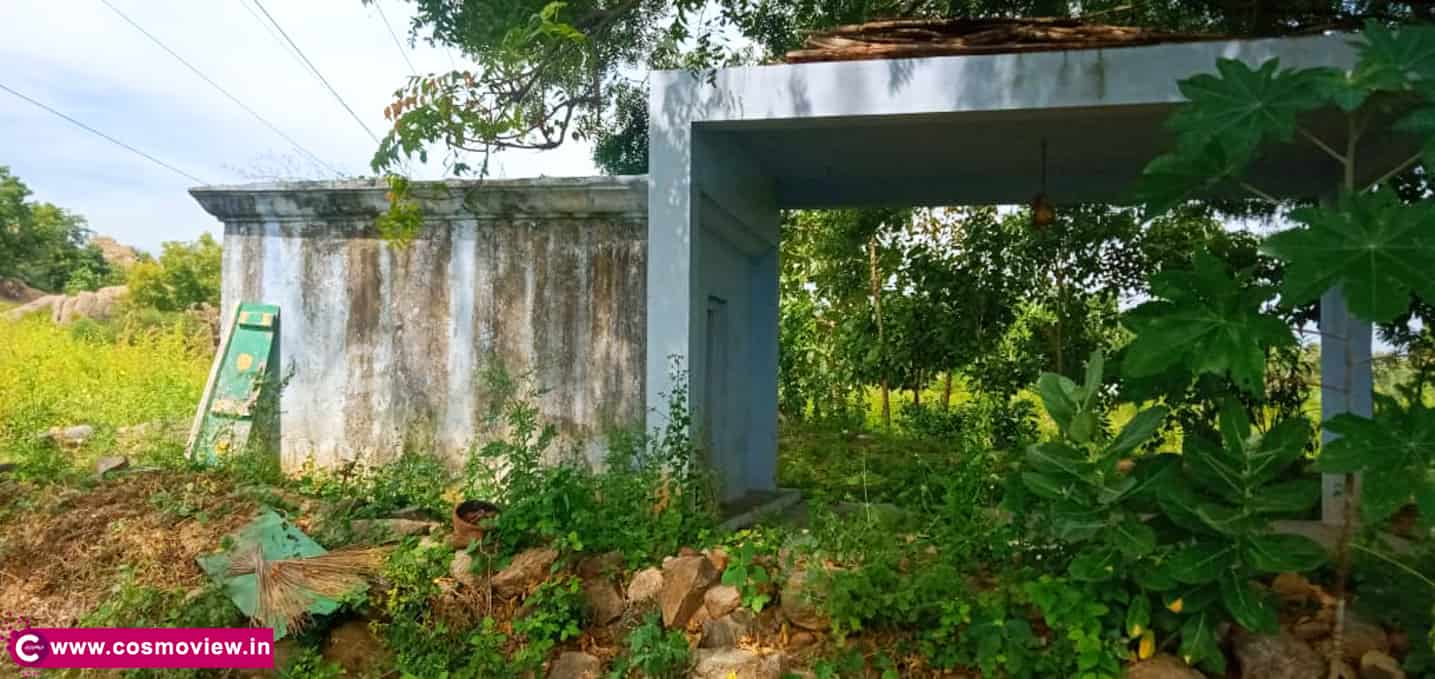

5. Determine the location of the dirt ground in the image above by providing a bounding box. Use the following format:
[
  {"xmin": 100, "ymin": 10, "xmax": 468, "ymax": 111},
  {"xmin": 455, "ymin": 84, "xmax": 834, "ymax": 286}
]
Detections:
[{"xmin": 0, "ymin": 471, "xmax": 258, "ymax": 626}]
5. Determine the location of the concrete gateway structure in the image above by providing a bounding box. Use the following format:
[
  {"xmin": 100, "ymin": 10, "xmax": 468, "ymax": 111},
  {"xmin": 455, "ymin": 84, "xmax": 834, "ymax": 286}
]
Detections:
[{"xmin": 196, "ymin": 31, "xmax": 1395, "ymax": 516}]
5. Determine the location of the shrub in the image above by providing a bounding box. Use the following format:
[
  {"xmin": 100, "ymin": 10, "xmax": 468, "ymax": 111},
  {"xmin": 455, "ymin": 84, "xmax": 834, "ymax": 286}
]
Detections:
[
  {"xmin": 126, "ymin": 233, "xmax": 221, "ymax": 312},
  {"xmin": 608, "ymin": 614, "xmax": 690, "ymax": 679}
]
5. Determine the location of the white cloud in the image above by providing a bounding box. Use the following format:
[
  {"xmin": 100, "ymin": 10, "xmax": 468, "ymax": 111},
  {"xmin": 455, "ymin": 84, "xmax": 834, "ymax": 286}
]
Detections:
[{"xmin": 0, "ymin": 0, "xmax": 598, "ymax": 253}]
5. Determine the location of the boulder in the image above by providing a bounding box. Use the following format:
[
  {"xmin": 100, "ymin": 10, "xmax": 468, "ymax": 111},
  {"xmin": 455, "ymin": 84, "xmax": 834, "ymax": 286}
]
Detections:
[
  {"xmin": 548, "ymin": 651, "xmax": 602, "ymax": 679},
  {"xmin": 701, "ymin": 609, "xmax": 756, "ymax": 649},
  {"xmin": 1341, "ymin": 613, "xmax": 1391, "ymax": 664},
  {"xmin": 493, "ymin": 547, "xmax": 559, "ymax": 598},
  {"xmin": 578, "ymin": 551, "xmax": 624, "ymax": 579},
  {"xmin": 788, "ymin": 630, "xmax": 817, "ymax": 649},
  {"xmin": 704, "ymin": 547, "xmax": 730, "ymax": 573},
  {"xmin": 322, "ymin": 620, "xmax": 392, "ymax": 676},
  {"xmin": 0, "ymin": 278, "xmax": 43, "ymax": 303},
  {"xmin": 91, "ymin": 236, "xmax": 140, "ymax": 270},
  {"xmin": 584, "ymin": 578, "xmax": 625, "ymax": 625},
  {"xmin": 627, "ymin": 567, "xmax": 663, "ymax": 605},
  {"xmin": 704, "ymin": 584, "xmax": 742, "ymax": 619},
  {"xmin": 659, "ymin": 555, "xmax": 718, "ymax": 629},
  {"xmin": 780, "ymin": 570, "xmax": 829, "ymax": 631},
  {"xmin": 692, "ymin": 648, "xmax": 785, "ymax": 679},
  {"xmin": 1126, "ymin": 654, "xmax": 1205, "ymax": 679},
  {"xmin": 1359, "ymin": 651, "xmax": 1406, "ymax": 679},
  {"xmin": 3, "ymin": 294, "xmax": 60, "ymax": 321},
  {"xmin": 1232, "ymin": 630, "xmax": 1325, "ymax": 679}
]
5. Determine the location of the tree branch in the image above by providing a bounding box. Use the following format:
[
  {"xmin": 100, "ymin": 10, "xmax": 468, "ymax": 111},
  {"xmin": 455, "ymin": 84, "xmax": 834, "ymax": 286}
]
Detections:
[
  {"xmin": 1299, "ymin": 126, "xmax": 1347, "ymax": 165},
  {"xmin": 1363, "ymin": 152, "xmax": 1424, "ymax": 192},
  {"xmin": 1238, "ymin": 181, "xmax": 1282, "ymax": 205}
]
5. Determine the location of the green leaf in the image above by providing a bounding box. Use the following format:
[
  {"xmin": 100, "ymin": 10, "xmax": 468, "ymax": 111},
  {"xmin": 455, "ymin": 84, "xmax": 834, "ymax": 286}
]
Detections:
[
  {"xmin": 1392, "ymin": 105, "xmax": 1435, "ymax": 167},
  {"xmin": 1243, "ymin": 534, "xmax": 1327, "ymax": 573},
  {"xmin": 1021, "ymin": 471, "xmax": 1071, "ymax": 501},
  {"xmin": 1262, "ymin": 190, "xmax": 1435, "ymax": 324},
  {"xmin": 1248, "ymin": 479, "xmax": 1321, "ymax": 515},
  {"xmin": 1362, "ymin": 465, "xmax": 1418, "ymax": 524},
  {"xmin": 1220, "ymin": 573, "xmax": 1279, "ymax": 634},
  {"xmin": 1195, "ymin": 503, "xmax": 1251, "ymax": 536},
  {"xmin": 1170, "ymin": 59, "xmax": 1330, "ymax": 164},
  {"xmin": 1108, "ymin": 406, "xmax": 1168, "ymax": 457},
  {"xmin": 1069, "ymin": 546, "xmax": 1118, "ymax": 582},
  {"xmin": 1025, "ymin": 442, "xmax": 1088, "ymax": 480},
  {"xmin": 1353, "ymin": 20, "xmax": 1435, "ymax": 92},
  {"xmin": 1178, "ymin": 611, "xmax": 1220, "ymax": 667},
  {"xmin": 1036, "ymin": 373, "xmax": 1079, "ymax": 432},
  {"xmin": 1082, "ymin": 350, "xmax": 1104, "ymax": 406},
  {"xmin": 1111, "ymin": 520, "xmax": 1157, "ymax": 557},
  {"xmin": 1165, "ymin": 542, "xmax": 1235, "ymax": 585},
  {"xmin": 1134, "ymin": 145, "xmax": 1245, "ymax": 216},
  {"xmin": 1309, "ymin": 67, "xmax": 1369, "ymax": 111},
  {"xmin": 1070, "ymin": 411, "xmax": 1099, "ymax": 445},
  {"xmin": 1123, "ymin": 251, "xmax": 1293, "ymax": 393},
  {"xmin": 1126, "ymin": 593, "xmax": 1151, "ymax": 637}
]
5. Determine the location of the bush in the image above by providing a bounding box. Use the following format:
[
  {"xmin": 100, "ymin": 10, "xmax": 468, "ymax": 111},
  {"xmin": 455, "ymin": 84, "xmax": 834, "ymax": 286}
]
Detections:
[{"xmin": 126, "ymin": 233, "xmax": 221, "ymax": 312}]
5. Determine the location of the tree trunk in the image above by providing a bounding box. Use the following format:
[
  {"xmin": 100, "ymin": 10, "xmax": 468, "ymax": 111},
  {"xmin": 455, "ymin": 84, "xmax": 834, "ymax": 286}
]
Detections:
[
  {"xmin": 868, "ymin": 238, "xmax": 890, "ymax": 429},
  {"xmin": 942, "ymin": 371, "xmax": 953, "ymax": 410}
]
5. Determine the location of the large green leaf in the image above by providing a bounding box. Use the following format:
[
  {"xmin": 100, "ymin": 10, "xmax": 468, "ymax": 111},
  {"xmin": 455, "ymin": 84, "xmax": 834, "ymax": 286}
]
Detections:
[
  {"xmin": 1262, "ymin": 190, "xmax": 1435, "ymax": 324},
  {"xmin": 1220, "ymin": 573, "xmax": 1279, "ymax": 634},
  {"xmin": 1247, "ymin": 479, "xmax": 1321, "ymax": 515},
  {"xmin": 1317, "ymin": 399, "xmax": 1435, "ymax": 523},
  {"xmin": 1243, "ymin": 534, "xmax": 1327, "ymax": 573},
  {"xmin": 1111, "ymin": 519, "xmax": 1157, "ymax": 557},
  {"xmin": 1164, "ymin": 542, "xmax": 1235, "ymax": 585},
  {"xmin": 1108, "ymin": 406, "xmax": 1168, "ymax": 457},
  {"xmin": 1352, "ymin": 20, "xmax": 1435, "ymax": 92},
  {"xmin": 1169, "ymin": 59, "xmax": 1331, "ymax": 169},
  {"xmin": 1134, "ymin": 144, "xmax": 1247, "ymax": 215},
  {"xmin": 1069, "ymin": 546, "xmax": 1119, "ymax": 582},
  {"xmin": 1178, "ymin": 611, "xmax": 1221, "ymax": 669},
  {"xmin": 1123, "ymin": 252, "xmax": 1293, "ymax": 393},
  {"xmin": 1036, "ymin": 372, "xmax": 1079, "ymax": 433}
]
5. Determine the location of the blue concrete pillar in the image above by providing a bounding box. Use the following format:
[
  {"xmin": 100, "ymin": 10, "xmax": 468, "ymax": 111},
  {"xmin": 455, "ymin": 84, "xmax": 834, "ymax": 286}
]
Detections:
[{"xmin": 1319, "ymin": 286, "xmax": 1372, "ymax": 525}]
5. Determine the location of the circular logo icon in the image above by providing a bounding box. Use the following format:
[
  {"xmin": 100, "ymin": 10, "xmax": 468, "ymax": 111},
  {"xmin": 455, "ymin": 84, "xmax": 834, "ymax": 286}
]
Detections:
[{"xmin": 9, "ymin": 630, "xmax": 47, "ymax": 666}]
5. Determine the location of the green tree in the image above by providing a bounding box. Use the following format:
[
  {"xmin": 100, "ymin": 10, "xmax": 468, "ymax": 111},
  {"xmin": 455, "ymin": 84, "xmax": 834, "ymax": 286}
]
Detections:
[
  {"xmin": 126, "ymin": 234, "xmax": 222, "ymax": 312},
  {"xmin": 0, "ymin": 166, "xmax": 117, "ymax": 293}
]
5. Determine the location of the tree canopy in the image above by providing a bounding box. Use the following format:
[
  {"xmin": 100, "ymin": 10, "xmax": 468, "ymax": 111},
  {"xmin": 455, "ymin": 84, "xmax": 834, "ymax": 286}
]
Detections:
[
  {"xmin": 371, "ymin": 0, "xmax": 1435, "ymax": 175},
  {"xmin": 0, "ymin": 166, "xmax": 116, "ymax": 294}
]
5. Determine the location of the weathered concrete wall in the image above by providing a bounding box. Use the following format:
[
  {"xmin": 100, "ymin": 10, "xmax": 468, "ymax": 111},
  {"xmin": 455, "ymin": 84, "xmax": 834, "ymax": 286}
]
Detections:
[{"xmin": 191, "ymin": 176, "xmax": 647, "ymax": 469}]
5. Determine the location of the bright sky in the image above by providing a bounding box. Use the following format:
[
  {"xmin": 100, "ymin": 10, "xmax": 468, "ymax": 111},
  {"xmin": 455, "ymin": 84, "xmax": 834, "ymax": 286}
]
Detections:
[{"xmin": 0, "ymin": 0, "xmax": 598, "ymax": 254}]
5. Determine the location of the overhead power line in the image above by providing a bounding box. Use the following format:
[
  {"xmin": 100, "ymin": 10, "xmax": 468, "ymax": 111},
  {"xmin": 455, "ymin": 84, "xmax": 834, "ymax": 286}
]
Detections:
[
  {"xmin": 374, "ymin": 0, "xmax": 418, "ymax": 76},
  {"xmin": 0, "ymin": 81, "xmax": 207, "ymax": 184},
  {"xmin": 249, "ymin": 0, "xmax": 382, "ymax": 144},
  {"xmin": 97, "ymin": 0, "xmax": 345, "ymax": 178}
]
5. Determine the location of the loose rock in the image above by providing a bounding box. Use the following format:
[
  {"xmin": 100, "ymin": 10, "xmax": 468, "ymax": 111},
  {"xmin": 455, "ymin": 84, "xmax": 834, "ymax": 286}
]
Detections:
[
  {"xmin": 1126, "ymin": 654, "xmax": 1204, "ymax": 679},
  {"xmin": 780, "ymin": 570, "xmax": 830, "ymax": 631},
  {"xmin": 692, "ymin": 648, "xmax": 785, "ymax": 679},
  {"xmin": 1341, "ymin": 614, "xmax": 1391, "ymax": 664},
  {"xmin": 578, "ymin": 551, "xmax": 624, "ymax": 579},
  {"xmin": 95, "ymin": 456, "xmax": 129, "ymax": 477},
  {"xmin": 1233, "ymin": 630, "xmax": 1325, "ymax": 679},
  {"xmin": 628, "ymin": 567, "xmax": 664, "ymax": 605},
  {"xmin": 584, "ymin": 579, "xmax": 625, "ymax": 625},
  {"xmin": 493, "ymin": 547, "xmax": 559, "ymax": 598},
  {"xmin": 350, "ymin": 518, "xmax": 440, "ymax": 541},
  {"xmin": 705, "ymin": 584, "xmax": 742, "ymax": 618},
  {"xmin": 659, "ymin": 555, "xmax": 717, "ymax": 629},
  {"xmin": 704, "ymin": 546, "xmax": 730, "ymax": 573},
  {"xmin": 701, "ymin": 609, "xmax": 756, "ymax": 649},
  {"xmin": 548, "ymin": 651, "xmax": 602, "ymax": 679}
]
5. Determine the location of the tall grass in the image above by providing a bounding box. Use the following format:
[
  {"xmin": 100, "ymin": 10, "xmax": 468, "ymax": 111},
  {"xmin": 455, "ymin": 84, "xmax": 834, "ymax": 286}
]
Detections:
[{"xmin": 0, "ymin": 313, "xmax": 210, "ymax": 475}]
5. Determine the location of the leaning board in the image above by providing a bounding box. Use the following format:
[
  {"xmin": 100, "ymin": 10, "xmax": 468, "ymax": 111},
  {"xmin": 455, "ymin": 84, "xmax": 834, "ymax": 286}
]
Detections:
[{"xmin": 186, "ymin": 303, "xmax": 280, "ymax": 465}]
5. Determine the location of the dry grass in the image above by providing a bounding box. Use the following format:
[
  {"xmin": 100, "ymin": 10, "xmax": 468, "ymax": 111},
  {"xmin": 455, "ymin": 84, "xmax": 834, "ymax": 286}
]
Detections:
[
  {"xmin": 0, "ymin": 470, "xmax": 257, "ymax": 626},
  {"xmin": 230, "ymin": 547, "xmax": 390, "ymax": 632}
]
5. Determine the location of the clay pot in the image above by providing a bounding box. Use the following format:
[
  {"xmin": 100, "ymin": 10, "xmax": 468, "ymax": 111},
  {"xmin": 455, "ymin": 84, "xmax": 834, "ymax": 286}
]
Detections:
[{"xmin": 451, "ymin": 500, "xmax": 499, "ymax": 549}]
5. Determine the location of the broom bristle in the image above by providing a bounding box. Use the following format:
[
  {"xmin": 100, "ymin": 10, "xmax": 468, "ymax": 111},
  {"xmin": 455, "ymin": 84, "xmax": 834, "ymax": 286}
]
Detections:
[{"xmin": 235, "ymin": 546, "xmax": 392, "ymax": 631}]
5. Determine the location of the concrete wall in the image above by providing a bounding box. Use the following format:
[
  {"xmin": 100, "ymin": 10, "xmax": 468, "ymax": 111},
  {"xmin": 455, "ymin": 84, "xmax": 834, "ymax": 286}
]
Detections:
[{"xmin": 191, "ymin": 176, "xmax": 647, "ymax": 469}]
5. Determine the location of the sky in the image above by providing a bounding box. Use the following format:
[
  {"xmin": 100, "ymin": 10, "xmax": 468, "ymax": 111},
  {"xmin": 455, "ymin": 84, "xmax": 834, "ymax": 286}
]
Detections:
[{"xmin": 0, "ymin": 0, "xmax": 599, "ymax": 254}]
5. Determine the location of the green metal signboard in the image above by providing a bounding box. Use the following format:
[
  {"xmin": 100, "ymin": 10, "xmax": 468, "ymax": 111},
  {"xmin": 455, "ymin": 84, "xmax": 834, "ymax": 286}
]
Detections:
[{"xmin": 187, "ymin": 303, "xmax": 280, "ymax": 465}]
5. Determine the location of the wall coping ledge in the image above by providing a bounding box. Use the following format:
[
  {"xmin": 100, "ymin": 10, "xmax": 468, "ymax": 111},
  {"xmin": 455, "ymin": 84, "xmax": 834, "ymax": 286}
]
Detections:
[{"xmin": 191, "ymin": 175, "xmax": 648, "ymax": 222}]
